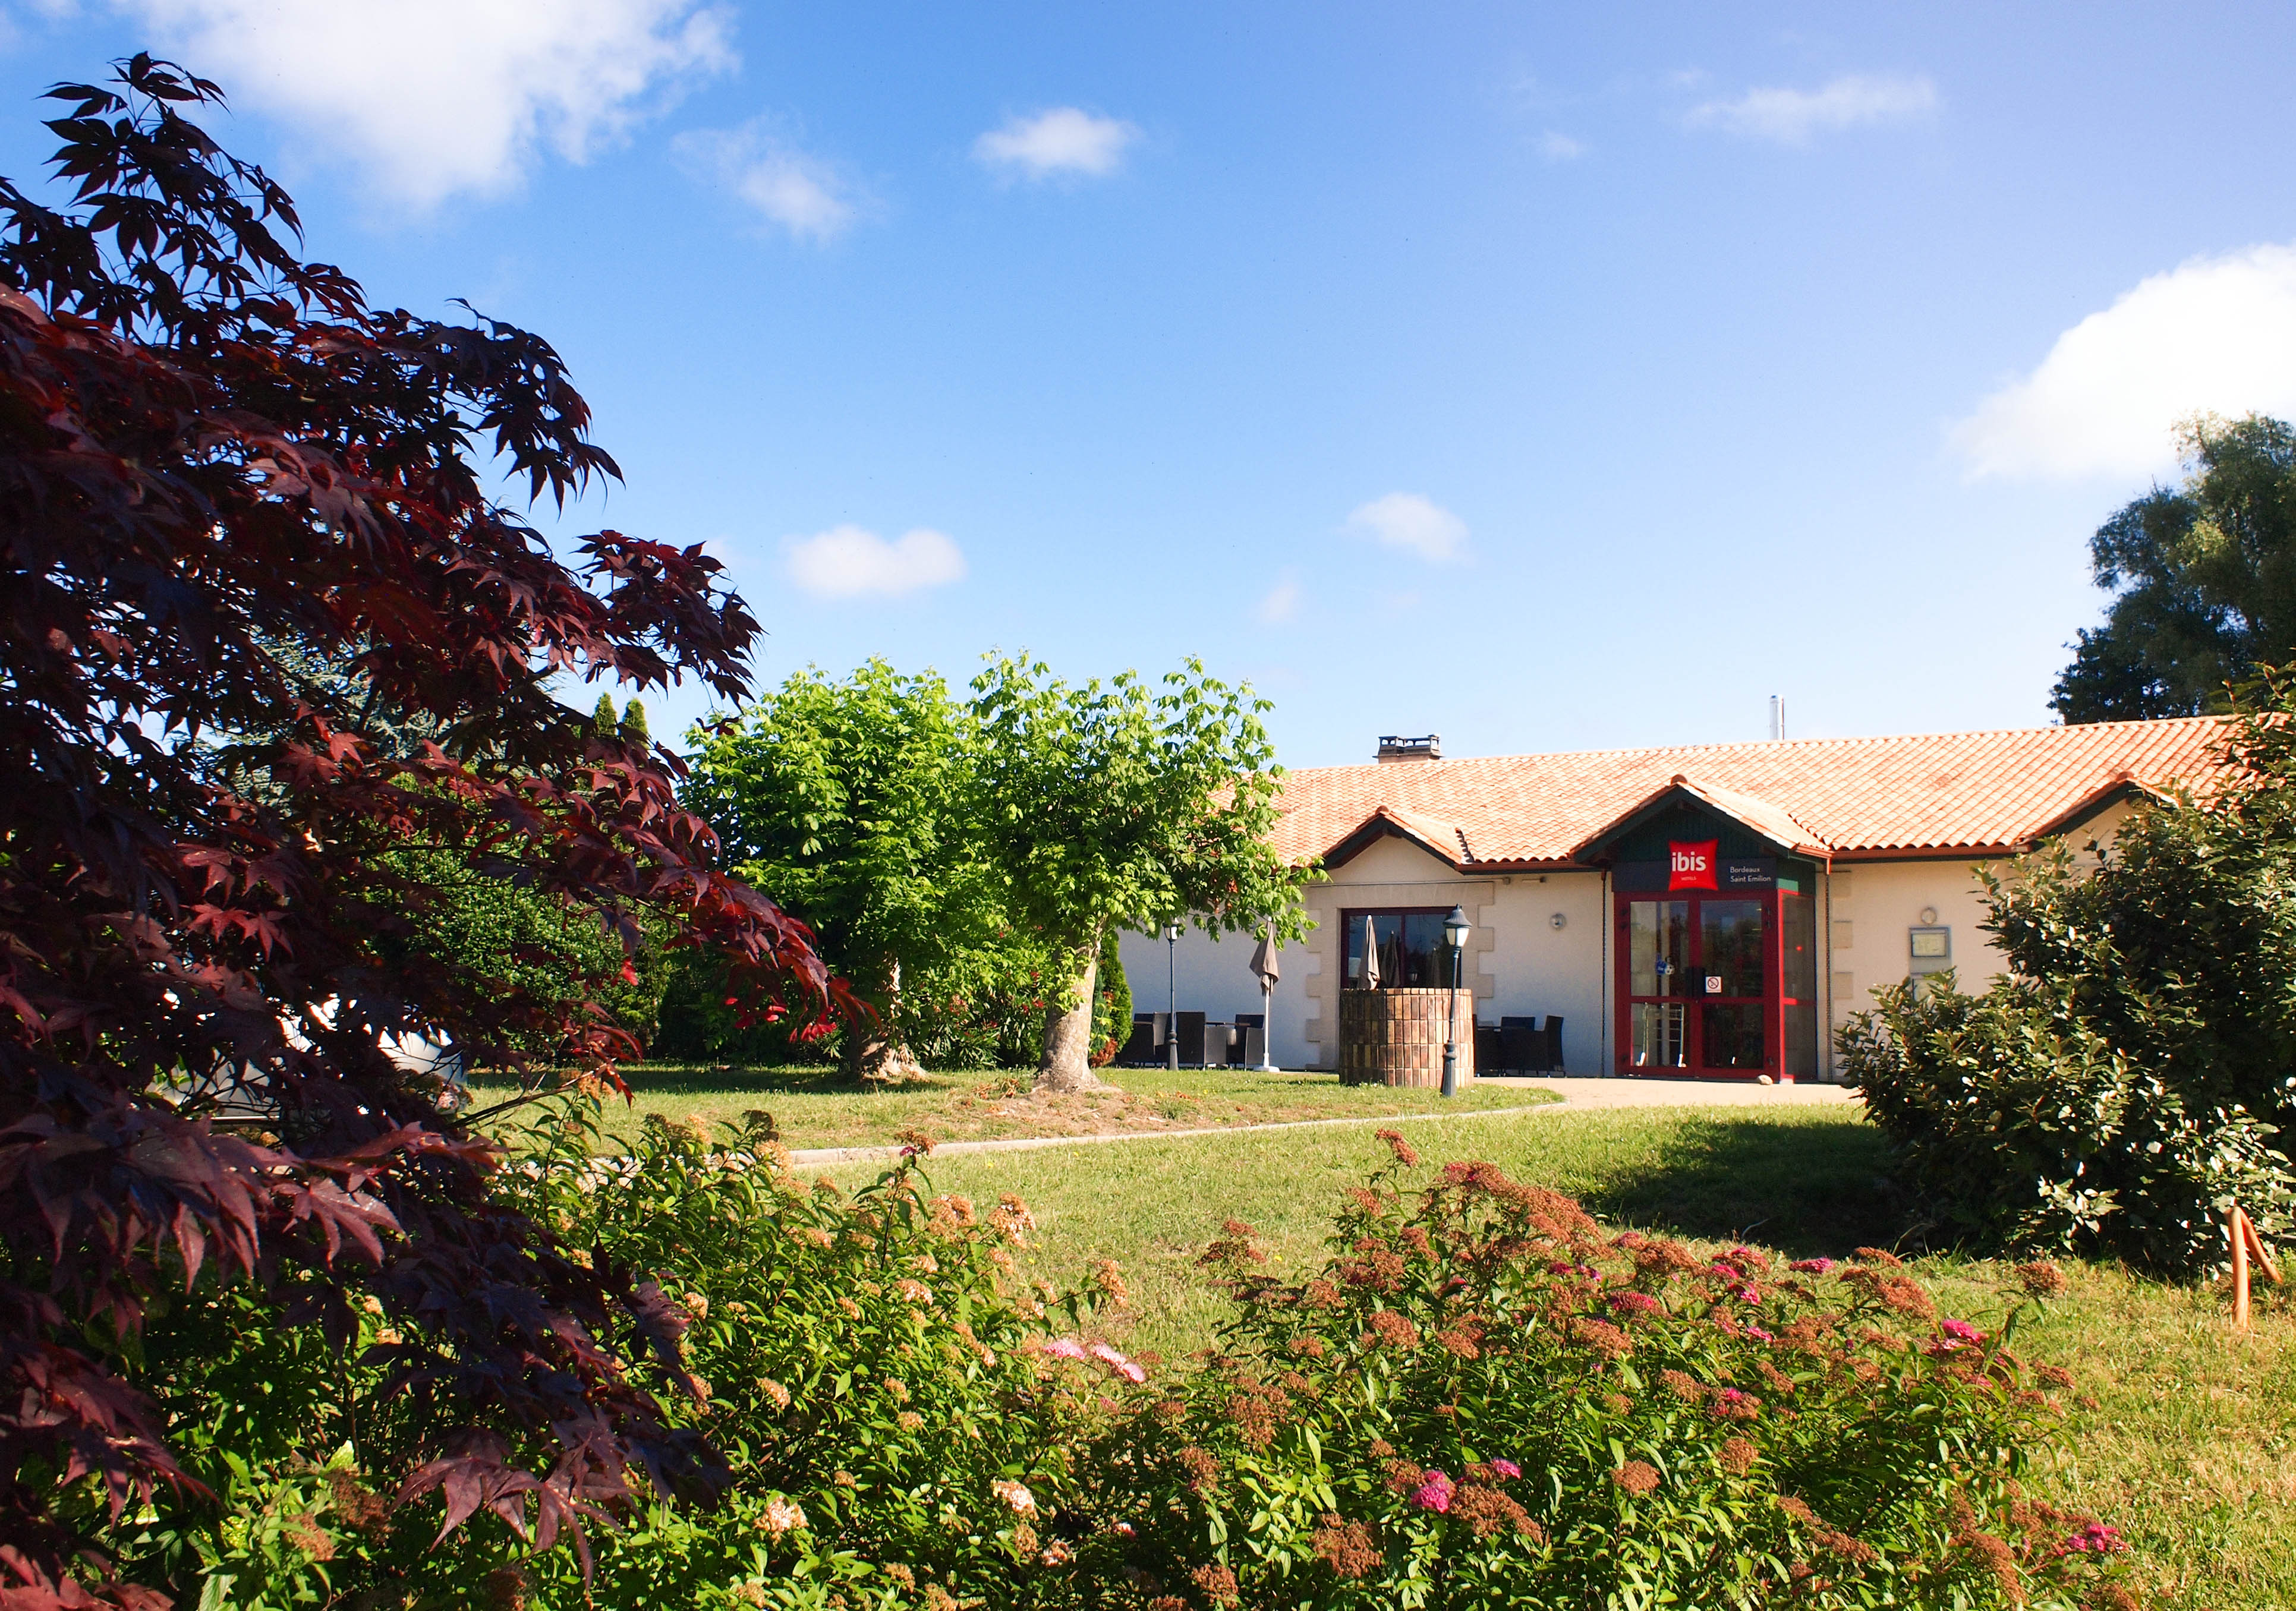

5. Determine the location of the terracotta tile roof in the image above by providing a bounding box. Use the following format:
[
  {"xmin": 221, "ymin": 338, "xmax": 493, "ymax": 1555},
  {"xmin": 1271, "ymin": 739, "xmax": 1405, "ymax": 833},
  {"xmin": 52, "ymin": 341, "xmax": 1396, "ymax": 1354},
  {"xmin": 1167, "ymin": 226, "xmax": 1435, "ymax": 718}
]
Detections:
[{"xmin": 1275, "ymin": 716, "xmax": 2234, "ymax": 869}]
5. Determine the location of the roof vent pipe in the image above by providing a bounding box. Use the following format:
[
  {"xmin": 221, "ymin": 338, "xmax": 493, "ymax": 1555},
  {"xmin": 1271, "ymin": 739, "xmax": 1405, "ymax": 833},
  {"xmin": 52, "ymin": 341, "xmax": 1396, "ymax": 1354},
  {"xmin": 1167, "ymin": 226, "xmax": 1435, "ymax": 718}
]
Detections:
[
  {"xmin": 1768, "ymin": 696, "xmax": 1786, "ymax": 742},
  {"xmin": 1377, "ymin": 734, "xmax": 1442, "ymax": 763}
]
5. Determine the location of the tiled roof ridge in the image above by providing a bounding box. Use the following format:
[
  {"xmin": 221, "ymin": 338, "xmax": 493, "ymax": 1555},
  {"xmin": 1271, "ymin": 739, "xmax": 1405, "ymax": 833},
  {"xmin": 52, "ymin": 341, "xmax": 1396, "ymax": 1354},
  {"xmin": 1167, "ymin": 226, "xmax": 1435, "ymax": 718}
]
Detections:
[
  {"xmin": 1667, "ymin": 774, "xmax": 1832, "ymax": 855},
  {"xmin": 1283, "ymin": 713, "xmax": 2231, "ymax": 781}
]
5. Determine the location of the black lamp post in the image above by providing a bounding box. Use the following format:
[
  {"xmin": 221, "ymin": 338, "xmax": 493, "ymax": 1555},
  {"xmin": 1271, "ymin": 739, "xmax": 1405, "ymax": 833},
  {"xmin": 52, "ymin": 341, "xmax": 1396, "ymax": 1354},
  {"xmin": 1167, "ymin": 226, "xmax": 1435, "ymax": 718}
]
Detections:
[
  {"xmin": 1163, "ymin": 920, "xmax": 1182, "ymax": 1071},
  {"xmin": 1441, "ymin": 903, "xmax": 1470, "ymax": 1098}
]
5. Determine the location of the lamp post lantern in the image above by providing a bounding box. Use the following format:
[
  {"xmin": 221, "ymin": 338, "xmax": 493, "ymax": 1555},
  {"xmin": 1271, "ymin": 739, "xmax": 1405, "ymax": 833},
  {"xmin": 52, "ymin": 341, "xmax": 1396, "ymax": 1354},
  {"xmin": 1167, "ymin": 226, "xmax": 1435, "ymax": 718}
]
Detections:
[
  {"xmin": 1441, "ymin": 903, "xmax": 1470, "ymax": 1098},
  {"xmin": 1163, "ymin": 920, "xmax": 1182, "ymax": 1072}
]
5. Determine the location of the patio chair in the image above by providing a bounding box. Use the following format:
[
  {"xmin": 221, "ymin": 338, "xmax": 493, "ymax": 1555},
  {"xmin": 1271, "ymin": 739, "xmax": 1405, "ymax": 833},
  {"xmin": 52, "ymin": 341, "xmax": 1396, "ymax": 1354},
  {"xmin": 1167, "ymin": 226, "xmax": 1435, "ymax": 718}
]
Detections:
[
  {"xmin": 1176, "ymin": 1011, "xmax": 1208, "ymax": 1067},
  {"xmin": 1500, "ymin": 1016, "xmax": 1545, "ymax": 1073},
  {"xmin": 1122, "ymin": 1015, "xmax": 1159, "ymax": 1065}
]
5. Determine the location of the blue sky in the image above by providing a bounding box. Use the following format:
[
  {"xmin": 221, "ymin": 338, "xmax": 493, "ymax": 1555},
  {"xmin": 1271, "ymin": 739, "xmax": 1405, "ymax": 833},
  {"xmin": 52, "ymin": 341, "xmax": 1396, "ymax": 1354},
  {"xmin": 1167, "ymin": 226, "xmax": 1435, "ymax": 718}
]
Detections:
[{"xmin": 7, "ymin": 3, "xmax": 2296, "ymax": 767}]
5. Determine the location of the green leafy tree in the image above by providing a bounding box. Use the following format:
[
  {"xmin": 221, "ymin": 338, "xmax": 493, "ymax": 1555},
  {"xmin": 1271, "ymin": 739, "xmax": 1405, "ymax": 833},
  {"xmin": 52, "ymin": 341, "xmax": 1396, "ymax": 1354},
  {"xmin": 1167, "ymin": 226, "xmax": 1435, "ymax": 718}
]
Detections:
[
  {"xmin": 969, "ymin": 654, "xmax": 1316, "ymax": 1092},
  {"xmin": 684, "ymin": 660, "xmax": 1015, "ymax": 1079},
  {"xmin": 2053, "ymin": 413, "xmax": 2296, "ymax": 721},
  {"xmin": 619, "ymin": 695, "xmax": 650, "ymax": 747}
]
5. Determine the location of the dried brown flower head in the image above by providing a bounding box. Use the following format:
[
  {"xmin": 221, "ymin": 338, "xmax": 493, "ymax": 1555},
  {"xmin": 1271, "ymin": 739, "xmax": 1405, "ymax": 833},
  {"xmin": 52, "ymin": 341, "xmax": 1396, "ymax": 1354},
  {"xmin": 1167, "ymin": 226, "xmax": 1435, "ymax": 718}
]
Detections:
[
  {"xmin": 1610, "ymin": 1460, "xmax": 1661, "ymax": 1496},
  {"xmin": 2013, "ymin": 1261, "xmax": 2068, "ymax": 1298},
  {"xmin": 1365, "ymin": 1310, "xmax": 1422, "ymax": 1351},
  {"xmin": 1311, "ymin": 1515, "xmax": 1382, "ymax": 1579},
  {"xmin": 1189, "ymin": 1563, "xmax": 1242, "ymax": 1606},
  {"xmin": 1453, "ymin": 1483, "xmax": 1539, "ymax": 1540}
]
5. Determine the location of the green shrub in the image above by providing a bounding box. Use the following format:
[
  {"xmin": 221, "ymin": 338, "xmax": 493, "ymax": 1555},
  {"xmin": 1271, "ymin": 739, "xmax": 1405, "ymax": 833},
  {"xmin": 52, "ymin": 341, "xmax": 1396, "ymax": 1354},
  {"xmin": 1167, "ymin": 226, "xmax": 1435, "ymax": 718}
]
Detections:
[
  {"xmin": 501, "ymin": 1110, "xmax": 1130, "ymax": 1607},
  {"xmin": 1104, "ymin": 1134, "xmax": 2129, "ymax": 1610},
  {"xmin": 84, "ymin": 1104, "xmax": 1135, "ymax": 1609},
  {"xmin": 1091, "ymin": 929, "xmax": 1132, "ymax": 1067},
  {"xmin": 1841, "ymin": 969, "xmax": 2291, "ymax": 1271}
]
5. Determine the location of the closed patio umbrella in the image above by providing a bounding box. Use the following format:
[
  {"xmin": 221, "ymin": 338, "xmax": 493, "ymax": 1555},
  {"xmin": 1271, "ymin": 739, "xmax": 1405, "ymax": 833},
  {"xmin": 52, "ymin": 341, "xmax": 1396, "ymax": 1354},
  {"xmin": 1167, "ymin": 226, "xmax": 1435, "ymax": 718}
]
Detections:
[
  {"xmin": 1248, "ymin": 929, "xmax": 1280, "ymax": 1070},
  {"xmin": 1360, "ymin": 915, "xmax": 1381, "ymax": 989}
]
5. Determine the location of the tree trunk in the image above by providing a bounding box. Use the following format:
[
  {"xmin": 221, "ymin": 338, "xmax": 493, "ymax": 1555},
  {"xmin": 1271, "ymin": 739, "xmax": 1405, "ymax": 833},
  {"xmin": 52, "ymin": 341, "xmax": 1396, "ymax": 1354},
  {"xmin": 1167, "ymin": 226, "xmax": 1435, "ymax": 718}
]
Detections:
[
  {"xmin": 840, "ymin": 956, "xmax": 928, "ymax": 1086},
  {"xmin": 1035, "ymin": 942, "xmax": 1102, "ymax": 1093}
]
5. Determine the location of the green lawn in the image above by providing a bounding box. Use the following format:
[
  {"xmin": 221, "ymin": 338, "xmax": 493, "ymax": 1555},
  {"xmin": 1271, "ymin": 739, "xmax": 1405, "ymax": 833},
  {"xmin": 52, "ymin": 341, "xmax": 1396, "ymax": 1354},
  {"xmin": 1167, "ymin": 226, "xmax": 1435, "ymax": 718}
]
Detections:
[
  {"xmin": 472, "ymin": 1061, "xmax": 1556, "ymax": 1152},
  {"xmin": 824, "ymin": 1104, "xmax": 2296, "ymax": 1611}
]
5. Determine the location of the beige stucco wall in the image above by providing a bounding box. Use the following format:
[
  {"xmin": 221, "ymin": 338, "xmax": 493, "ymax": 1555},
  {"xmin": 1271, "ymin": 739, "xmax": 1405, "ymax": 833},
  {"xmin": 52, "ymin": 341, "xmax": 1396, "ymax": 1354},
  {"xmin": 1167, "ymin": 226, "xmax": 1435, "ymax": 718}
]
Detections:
[
  {"xmin": 1817, "ymin": 799, "xmax": 2132, "ymax": 1073},
  {"xmin": 1821, "ymin": 860, "xmax": 2001, "ymax": 1057}
]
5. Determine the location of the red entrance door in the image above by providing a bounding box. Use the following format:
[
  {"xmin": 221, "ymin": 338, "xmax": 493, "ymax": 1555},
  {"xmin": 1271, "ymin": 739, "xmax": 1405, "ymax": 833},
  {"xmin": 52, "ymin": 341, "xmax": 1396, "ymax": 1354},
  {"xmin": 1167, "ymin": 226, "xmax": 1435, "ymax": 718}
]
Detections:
[{"xmin": 1615, "ymin": 891, "xmax": 1780, "ymax": 1077}]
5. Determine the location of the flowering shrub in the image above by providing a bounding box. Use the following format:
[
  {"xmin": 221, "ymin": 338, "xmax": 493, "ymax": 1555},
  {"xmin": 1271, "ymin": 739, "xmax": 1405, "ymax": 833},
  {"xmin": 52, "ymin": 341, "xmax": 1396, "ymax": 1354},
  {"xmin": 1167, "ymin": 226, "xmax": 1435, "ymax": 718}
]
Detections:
[
  {"xmin": 74, "ymin": 1105, "xmax": 1143, "ymax": 1609},
  {"xmin": 493, "ymin": 1108, "xmax": 1140, "ymax": 1607},
  {"xmin": 1104, "ymin": 1134, "xmax": 2137, "ymax": 1610}
]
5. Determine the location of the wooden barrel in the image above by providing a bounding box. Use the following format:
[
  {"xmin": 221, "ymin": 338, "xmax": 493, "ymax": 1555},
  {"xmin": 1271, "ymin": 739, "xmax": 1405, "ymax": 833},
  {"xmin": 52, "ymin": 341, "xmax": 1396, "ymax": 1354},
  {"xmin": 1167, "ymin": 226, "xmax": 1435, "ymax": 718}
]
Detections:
[{"xmin": 1337, "ymin": 988, "xmax": 1476, "ymax": 1087}]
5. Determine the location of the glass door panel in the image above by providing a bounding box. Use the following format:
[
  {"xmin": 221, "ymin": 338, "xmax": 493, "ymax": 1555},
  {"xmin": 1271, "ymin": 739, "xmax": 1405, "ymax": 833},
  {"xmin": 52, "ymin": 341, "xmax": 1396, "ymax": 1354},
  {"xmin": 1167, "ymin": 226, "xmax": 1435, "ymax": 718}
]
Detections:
[
  {"xmin": 1631, "ymin": 1002, "xmax": 1687, "ymax": 1068},
  {"xmin": 1628, "ymin": 900, "xmax": 1692, "ymax": 997},
  {"xmin": 1699, "ymin": 1004, "xmax": 1765, "ymax": 1068},
  {"xmin": 1700, "ymin": 900, "xmax": 1765, "ymax": 997},
  {"xmin": 1781, "ymin": 890, "xmax": 1818, "ymax": 1079}
]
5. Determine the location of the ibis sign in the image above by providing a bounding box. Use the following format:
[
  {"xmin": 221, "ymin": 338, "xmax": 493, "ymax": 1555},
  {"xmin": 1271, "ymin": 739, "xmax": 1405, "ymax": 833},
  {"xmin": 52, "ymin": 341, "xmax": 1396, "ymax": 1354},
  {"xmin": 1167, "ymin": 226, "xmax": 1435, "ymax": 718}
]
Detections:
[{"xmin": 1668, "ymin": 840, "xmax": 1719, "ymax": 891}]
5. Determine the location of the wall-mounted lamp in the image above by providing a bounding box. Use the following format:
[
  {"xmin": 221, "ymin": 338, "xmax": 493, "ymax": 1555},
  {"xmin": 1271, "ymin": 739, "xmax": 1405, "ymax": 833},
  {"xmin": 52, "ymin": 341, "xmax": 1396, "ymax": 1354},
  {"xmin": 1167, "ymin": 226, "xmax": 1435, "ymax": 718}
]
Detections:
[
  {"xmin": 1549, "ymin": 912, "xmax": 1567, "ymax": 931},
  {"xmin": 1918, "ymin": 906, "xmax": 1938, "ymax": 925}
]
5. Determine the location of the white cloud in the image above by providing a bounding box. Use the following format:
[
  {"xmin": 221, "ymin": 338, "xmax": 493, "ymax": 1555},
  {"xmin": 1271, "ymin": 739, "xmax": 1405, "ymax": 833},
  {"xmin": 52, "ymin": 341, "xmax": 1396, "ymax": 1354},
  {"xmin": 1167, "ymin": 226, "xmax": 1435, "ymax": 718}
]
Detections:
[
  {"xmin": 783, "ymin": 525, "xmax": 966, "ymax": 599},
  {"xmin": 1687, "ymin": 72, "xmax": 1936, "ymax": 144},
  {"xmin": 973, "ymin": 107, "xmax": 1139, "ymax": 179},
  {"xmin": 1536, "ymin": 131, "xmax": 1587, "ymax": 162},
  {"xmin": 673, "ymin": 122, "xmax": 861, "ymax": 242},
  {"xmin": 1347, "ymin": 493, "xmax": 1467, "ymax": 563},
  {"xmin": 1949, "ymin": 243, "xmax": 2296, "ymax": 481},
  {"xmin": 1255, "ymin": 571, "xmax": 1301, "ymax": 624},
  {"xmin": 122, "ymin": 0, "xmax": 735, "ymax": 206}
]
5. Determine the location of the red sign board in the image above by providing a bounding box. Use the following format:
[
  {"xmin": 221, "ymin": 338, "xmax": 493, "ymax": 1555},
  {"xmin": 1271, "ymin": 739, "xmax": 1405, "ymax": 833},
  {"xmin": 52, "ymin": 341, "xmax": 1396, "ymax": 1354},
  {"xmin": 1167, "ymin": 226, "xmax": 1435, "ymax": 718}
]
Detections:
[{"xmin": 1668, "ymin": 840, "xmax": 1718, "ymax": 890}]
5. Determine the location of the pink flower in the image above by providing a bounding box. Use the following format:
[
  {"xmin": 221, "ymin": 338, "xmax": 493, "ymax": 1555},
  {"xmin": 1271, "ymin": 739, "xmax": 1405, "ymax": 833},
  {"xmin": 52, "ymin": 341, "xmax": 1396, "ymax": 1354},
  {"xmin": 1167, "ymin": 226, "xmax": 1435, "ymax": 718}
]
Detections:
[
  {"xmin": 1606, "ymin": 1291, "xmax": 1662, "ymax": 1318},
  {"xmin": 1412, "ymin": 1471, "xmax": 1454, "ymax": 1512},
  {"xmin": 1929, "ymin": 1318, "xmax": 1985, "ymax": 1355},
  {"xmin": 1084, "ymin": 1340, "xmax": 1148, "ymax": 1383},
  {"xmin": 1788, "ymin": 1257, "xmax": 1834, "ymax": 1274},
  {"xmin": 1706, "ymin": 1262, "xmax": 1744, "ymax": 1282},
  {"xmin": 1043, "ymin": 1337, "xmax": 1087, "ymax": 1360},
  {"xmin": 1743, "ymin": 1324, "xmax": 1775, "ymax": 1342},
  {"xmin": 2061, "ymin": 1522, "xmax": 2127, "ymax": 1555},
  {"xmin": 1488, "ymin": 1458, "xmax": 1522, "ymax": 1480}
]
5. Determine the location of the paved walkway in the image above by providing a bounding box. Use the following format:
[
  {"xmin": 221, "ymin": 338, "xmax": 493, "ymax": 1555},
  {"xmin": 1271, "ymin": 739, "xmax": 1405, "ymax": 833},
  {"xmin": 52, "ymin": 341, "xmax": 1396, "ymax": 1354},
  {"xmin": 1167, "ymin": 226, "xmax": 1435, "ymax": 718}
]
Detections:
[
  {"xmin": 786, "ymin": 1076, "xmax": 1860, "ymax": 1167},
  {"xmin": 1477, "ymin": 1076, "xmax": 1860, "ymax": 1110}
]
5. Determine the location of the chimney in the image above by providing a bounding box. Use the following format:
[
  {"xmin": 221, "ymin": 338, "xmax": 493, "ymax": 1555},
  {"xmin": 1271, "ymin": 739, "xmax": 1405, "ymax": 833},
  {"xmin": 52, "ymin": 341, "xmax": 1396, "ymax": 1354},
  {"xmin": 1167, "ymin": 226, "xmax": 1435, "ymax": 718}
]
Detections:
[{"xmin": 1377, "ymin": 734, "xmax": 1441, "ymax": 764}]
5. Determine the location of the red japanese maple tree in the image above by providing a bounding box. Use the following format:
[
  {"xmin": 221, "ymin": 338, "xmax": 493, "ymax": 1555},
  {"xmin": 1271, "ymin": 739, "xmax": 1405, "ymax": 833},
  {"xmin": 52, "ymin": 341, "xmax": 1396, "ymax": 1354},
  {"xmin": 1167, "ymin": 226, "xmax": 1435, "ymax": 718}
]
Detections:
[{"xmin": 0, "ymin": 58, "xmax": 841, "ymax": 1606}]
